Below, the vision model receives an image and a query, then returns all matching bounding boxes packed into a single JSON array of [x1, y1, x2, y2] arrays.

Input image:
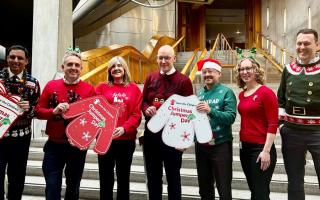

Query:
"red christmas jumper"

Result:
[[35, 79, 95, 143], [141, 71, 193, 116], [95, 82, 142, 141], [238, 85, 278, 144]]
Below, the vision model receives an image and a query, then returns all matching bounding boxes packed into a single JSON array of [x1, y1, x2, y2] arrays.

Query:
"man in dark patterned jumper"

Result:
[[0, 45, 40, 200], [278, 28, 320, 200]]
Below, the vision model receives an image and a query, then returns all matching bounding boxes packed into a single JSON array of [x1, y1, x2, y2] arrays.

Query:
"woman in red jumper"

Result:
[[236, 58, 278, 200], [96, 56, 142, 200]]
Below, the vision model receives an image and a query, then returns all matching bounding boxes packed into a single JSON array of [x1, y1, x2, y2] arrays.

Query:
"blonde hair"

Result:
[[107, 56, 132, 84], [235, 58, 265, 89]]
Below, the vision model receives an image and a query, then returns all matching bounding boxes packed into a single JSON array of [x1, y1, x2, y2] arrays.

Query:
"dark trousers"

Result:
[[42, 140, 87, 200], [143, 132, 183, 200], [280, 125, 320, 200], [0, 135, 31, 200], [98, 140, 136, 200], [240, 142, 277, 200], [195, 142, 233, 200]]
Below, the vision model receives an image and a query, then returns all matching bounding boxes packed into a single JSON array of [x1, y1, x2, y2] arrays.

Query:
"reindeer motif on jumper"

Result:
[[112, 92, 128, 121]]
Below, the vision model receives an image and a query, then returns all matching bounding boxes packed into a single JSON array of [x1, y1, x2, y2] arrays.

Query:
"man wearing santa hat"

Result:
[[195, 58, 237, 200]]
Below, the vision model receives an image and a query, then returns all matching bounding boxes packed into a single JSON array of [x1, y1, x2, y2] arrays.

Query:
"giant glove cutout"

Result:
[[0, 81, 23, 138], [147, 94, 212, 149], [63, 96, 119, 155]]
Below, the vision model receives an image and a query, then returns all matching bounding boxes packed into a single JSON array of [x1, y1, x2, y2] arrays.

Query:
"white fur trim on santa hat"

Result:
[[203, 62, 221, 72]]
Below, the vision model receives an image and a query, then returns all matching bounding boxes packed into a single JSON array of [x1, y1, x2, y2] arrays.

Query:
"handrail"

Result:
[[220, 34, 236, 56], [189, 49, 207, 82], [81, 48, 133, 81], [181, 48, 199, 75], [172, 35, 185, 50], [80, 35, 181, 85], [208, 33, 237, 66], [81, 62, 109, 81], [209, 33, 220, 58], [142, 35, 177, 60], [80, 46, 156, 85], [259, 33, 285, 51], [255, 32, 295, 67], [256, 48, 283, 72], [82, 44, 148, 62], [184, 33, 236, 83], [255, 32, 320, 72]]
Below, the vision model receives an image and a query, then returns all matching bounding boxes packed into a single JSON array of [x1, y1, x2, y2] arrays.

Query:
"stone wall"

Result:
[[75, 2, 176, 51], [261, 0, 320, 55]]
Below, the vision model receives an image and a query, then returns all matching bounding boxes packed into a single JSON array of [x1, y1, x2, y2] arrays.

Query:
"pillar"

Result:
[[31, 0, 73, 137]]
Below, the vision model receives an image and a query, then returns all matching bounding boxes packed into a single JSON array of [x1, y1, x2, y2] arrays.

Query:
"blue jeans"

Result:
[[281, 125, 320, 200], [42, 140, 87, 200]]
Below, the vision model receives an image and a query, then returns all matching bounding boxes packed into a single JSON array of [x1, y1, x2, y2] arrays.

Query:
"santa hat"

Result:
[[197, 58, 222, 72]]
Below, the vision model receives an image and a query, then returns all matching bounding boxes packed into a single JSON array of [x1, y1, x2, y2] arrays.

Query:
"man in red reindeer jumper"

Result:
[[35, 49, 95, 200]]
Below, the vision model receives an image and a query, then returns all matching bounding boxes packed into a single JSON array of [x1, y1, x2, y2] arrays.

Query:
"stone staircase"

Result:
[[175, 51, 282, 85], [19, 84, 320, 199]]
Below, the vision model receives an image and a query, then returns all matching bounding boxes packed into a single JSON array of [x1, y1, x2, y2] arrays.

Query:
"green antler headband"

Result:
[[236, 47, 257, 60], [66, 46, 81, 54]]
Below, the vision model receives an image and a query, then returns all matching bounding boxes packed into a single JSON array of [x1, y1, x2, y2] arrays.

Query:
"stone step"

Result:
[[31, 127, 285, 146], [136, 125, 285, 145], [29, 134, 313, 160], [22, 175, 320, 200], [28, 147, 318, 177], [29, 138, 285, 158]]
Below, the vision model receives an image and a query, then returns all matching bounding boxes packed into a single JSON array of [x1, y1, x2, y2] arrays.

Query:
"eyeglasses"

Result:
[[157, 56, 173, 61], [238, 66, 253, 72]]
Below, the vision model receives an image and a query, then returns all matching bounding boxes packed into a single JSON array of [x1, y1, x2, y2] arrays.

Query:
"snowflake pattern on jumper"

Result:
[[147, 94, 212, 148], [63, 96, 119, 155]]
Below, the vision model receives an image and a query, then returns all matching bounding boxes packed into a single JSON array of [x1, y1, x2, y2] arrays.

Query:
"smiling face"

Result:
[[296, 33, 319, 64], [157, 45, 176, 73], [238, 59, 256, 84], [110, 62, 125, 81], [7, 49, 28, 75], [201, 68, 221, 89], [62, 55, 82, 83]]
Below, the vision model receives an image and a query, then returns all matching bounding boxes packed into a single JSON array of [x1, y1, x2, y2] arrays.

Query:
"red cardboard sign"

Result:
[[63, 96, 119, 155], [0, 81, 23, 139]]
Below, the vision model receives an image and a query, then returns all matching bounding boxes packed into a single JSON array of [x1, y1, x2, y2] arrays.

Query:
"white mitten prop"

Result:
[[147, 94, 212, 149], [0, 82, 23, 139], [63, 96, 119, 154]]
